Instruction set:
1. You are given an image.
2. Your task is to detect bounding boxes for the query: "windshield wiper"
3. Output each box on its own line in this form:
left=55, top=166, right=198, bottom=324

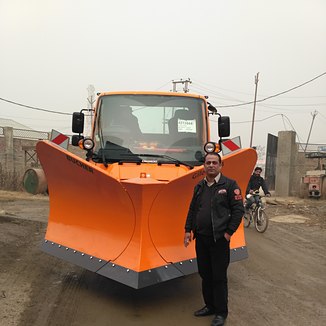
left=136, top=154, right=194, bottom=169
left=93, top=141, right=143, bottom=164
left=93, top=144, right=194, bottom=169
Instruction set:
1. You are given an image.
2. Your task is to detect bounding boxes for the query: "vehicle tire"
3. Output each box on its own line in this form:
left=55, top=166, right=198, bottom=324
left=243, top=211, right=251, bottom=228
left=255, top=208, right=268, bottom=233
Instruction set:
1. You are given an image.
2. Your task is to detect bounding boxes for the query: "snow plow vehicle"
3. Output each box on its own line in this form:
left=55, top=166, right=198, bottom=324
left=37, top=91, right=257, bottom=289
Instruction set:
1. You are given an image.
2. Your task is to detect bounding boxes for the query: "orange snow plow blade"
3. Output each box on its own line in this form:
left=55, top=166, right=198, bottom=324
left=37, top=140, right=256, bottom=289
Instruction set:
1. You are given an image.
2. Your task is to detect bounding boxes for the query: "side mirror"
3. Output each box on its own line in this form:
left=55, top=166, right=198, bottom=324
left=218, top=116, right=230, bottom=138
left=72, top=112, right=85, bottom=133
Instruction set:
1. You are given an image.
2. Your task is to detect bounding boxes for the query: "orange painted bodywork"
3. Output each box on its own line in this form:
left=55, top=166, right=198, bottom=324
left=37, top=141, right=257, bottom=273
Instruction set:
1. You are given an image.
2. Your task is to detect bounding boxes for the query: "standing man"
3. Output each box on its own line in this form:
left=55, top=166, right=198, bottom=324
left=184, top=152, right=244, bottom=326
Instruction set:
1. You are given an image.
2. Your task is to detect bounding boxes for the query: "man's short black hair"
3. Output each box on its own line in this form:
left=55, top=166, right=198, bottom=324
left=254, top=166, right=262, bottom=172
left=204, top=152, right=222, bottom=164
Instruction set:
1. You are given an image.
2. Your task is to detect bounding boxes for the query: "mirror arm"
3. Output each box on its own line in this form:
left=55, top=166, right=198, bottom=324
left=207, top=102, right=218, bottom=115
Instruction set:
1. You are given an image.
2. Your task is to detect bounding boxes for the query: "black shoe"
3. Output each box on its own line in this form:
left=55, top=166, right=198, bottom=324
left=211, top=315, right=226, bottom=326
left=194, top=306, right=215, bottom=317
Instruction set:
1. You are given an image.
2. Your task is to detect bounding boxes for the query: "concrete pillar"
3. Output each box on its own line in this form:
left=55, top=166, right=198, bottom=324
left=275, top=130, right=297, bottom=196
left=4, top=127, right=14, bottom=172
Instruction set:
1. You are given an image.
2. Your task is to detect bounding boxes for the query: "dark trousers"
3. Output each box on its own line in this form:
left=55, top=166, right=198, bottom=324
left=195, top=234, right=230, bottom=317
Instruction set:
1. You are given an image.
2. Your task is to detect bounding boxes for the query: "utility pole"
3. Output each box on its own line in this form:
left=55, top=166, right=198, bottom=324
left=249, top=72, right=259, bottom=148
left=172, top=78, right=192, bottom=93
left=304, top=110, right=318, bottom=152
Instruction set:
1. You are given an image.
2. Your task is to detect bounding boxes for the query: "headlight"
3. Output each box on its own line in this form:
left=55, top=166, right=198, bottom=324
left=82, top=138, right=95, bottom=150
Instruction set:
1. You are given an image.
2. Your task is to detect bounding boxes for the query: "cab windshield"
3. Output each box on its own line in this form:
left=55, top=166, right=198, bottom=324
left=94, top=94, right=207, bottom=166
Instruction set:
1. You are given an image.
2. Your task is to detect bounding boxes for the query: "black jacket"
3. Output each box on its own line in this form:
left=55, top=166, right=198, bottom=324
left=246, top=175, right=270, bottom=195
left=185, top=174, right=244, bottom=241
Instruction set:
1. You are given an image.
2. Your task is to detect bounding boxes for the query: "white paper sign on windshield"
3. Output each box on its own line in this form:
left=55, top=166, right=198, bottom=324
left=177, top=119, right=196, bottom=133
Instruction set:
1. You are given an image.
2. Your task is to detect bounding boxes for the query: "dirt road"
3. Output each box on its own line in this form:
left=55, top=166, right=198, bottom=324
left=0, top=191, right=325, bottom=326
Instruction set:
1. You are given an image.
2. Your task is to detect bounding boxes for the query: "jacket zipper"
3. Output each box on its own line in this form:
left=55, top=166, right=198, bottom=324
left=211, top=189, right=217, bottom=242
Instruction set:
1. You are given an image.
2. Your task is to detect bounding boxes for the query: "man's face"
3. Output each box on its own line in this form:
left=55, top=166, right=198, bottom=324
left=254, top=169, right=262, bottom=176
left=204, top=154, right=222, bottom=178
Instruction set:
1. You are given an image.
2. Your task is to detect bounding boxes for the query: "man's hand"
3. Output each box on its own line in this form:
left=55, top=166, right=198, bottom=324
left=224, top=233, right=231, bottom=242
left=184, top=232, right=192, bottom=247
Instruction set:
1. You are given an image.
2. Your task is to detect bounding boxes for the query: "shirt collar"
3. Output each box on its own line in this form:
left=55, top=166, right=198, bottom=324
left=205, top=173, right=221, bottom=187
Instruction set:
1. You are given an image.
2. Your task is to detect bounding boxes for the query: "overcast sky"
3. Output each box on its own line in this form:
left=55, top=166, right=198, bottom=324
left=1, top=0, right=325, bottom=149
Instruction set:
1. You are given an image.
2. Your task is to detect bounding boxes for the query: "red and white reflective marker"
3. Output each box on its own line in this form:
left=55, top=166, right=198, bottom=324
left=221, top=136, right=241, bottom=155
left=50, top=129, right=69, bottom=150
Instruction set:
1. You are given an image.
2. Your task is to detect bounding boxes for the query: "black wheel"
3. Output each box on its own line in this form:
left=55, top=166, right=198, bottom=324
left=243, top=211, right=251, bottom=228
left=255, top=208, right=268, bottom=233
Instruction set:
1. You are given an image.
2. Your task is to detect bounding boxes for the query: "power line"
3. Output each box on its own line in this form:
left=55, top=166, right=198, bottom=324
left=0, top=97, right=72, bottom=115
left=211, top=112, right=306, bottom=147
left=192, top=79, right=254, bottom=96
left=277, top=95, right=326, bottom=99
left=259, top=102, right=326, bottom=107
left=258, top=103, right=323, bottom=114
left=193, top=85, right=326, bottom=107
left=190, top=84, right=247, bottom=103
left=155, top=81, right=172, bottom=91
left=215, top=71, right=326, bottom=108
left=281, top=115, right=287, bottom=130
left=1, top=71, right=325, bottom=115
left=227, top=113, right=284, bottom=124
left=193, top=78, right=326, bottom=99
left=211, top=109, right=324, bottom=146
